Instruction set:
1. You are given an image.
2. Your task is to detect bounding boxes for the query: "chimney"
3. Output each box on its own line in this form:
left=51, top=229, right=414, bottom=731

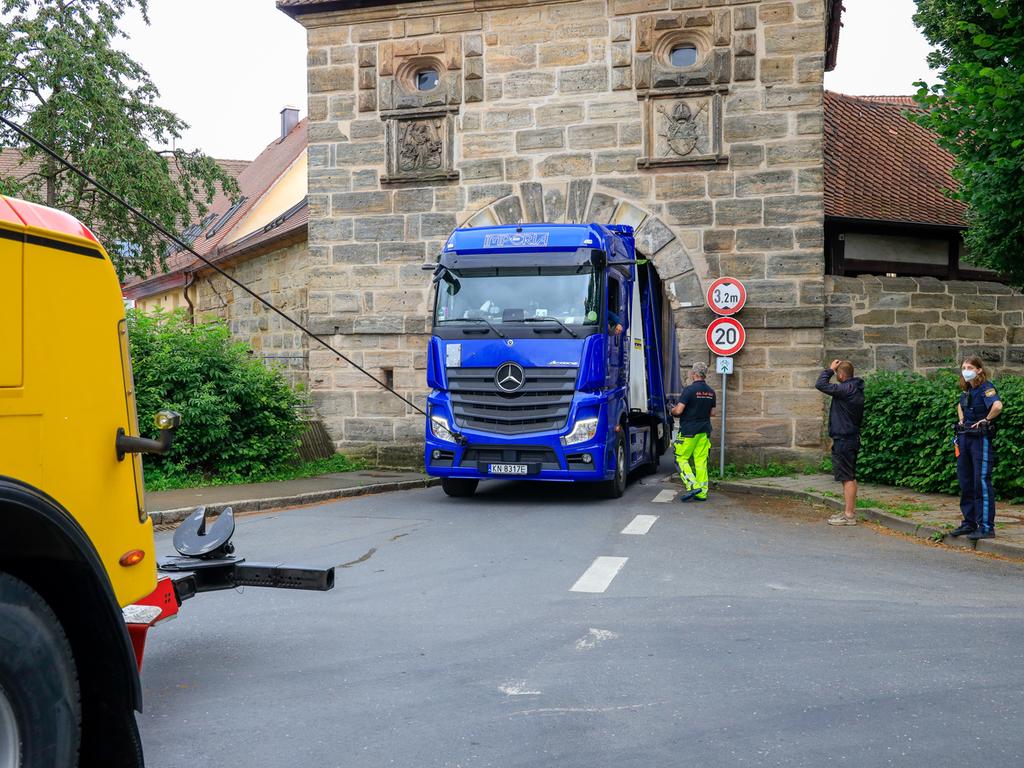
left=280, top=106, right=299, bottom=141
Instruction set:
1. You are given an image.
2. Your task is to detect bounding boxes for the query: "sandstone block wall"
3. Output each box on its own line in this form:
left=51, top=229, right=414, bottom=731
left=826, top=275, right=1024, bottom=376
left=295, top=0, right=831, bottom=464
left=191, top=240, right=313, bottom=389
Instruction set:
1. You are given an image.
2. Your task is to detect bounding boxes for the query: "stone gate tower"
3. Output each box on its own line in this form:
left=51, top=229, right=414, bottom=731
left=278, top=0, right=842, bottom=466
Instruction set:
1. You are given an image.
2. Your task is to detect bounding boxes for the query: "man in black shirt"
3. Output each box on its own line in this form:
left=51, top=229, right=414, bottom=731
left=815, top=359, right=865, bottom=525
left=672, top=362, right=717, bottom=502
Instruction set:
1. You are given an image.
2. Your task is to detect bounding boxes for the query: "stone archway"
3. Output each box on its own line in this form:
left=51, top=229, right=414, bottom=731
left=458, top=181, right=707, bottom=317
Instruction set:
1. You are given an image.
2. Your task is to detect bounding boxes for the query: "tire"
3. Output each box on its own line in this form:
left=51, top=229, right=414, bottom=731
left=441, top=478, right=479, bottom=497
left=0, top=572, right=81, bottom=768
left=600, top=432, right=627, bottom=499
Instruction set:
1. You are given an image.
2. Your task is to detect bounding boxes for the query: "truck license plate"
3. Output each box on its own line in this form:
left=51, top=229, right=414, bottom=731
left=488, top=463, right=528, bottom=475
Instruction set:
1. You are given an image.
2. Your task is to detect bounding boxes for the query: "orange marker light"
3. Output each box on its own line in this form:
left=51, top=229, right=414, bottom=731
left=119, top=549, right=146, bottom=567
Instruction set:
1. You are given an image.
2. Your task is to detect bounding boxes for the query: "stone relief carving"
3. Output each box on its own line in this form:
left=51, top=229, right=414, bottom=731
left=398, top=117, right=444, bottom=173
left=384, top=110, right=458, bottom=183
left=655, top=100, right=710, bottom=158
left=640, top=93, right=724, bottom=168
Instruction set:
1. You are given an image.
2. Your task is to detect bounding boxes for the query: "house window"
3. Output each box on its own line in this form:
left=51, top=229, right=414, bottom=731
left=416, top=69, right=439, bottom=91
left=669, top=44, right=698, bottom=68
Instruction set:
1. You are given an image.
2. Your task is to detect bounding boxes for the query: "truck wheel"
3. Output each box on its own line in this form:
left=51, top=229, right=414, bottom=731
left=601, top=433, right=627, bottom=499
left=441, top=478, right=479, bottom=497
left=0, top=572, right=81, bottom=768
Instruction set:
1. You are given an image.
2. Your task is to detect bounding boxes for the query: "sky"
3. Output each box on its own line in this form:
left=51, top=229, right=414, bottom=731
left=118, top=1, right=308, bottom=160
left=116, top=0, right=937, bottom=161
left=824, top=0, right=938, bottom=96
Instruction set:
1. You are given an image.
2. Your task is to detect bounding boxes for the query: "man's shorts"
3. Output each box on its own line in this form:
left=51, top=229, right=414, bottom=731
left=831, top=436, right=860, bottom=482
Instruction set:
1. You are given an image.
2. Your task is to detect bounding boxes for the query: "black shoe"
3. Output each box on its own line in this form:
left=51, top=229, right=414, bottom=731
left=949, top=523, right=977, bottom=537
left=967, top=529, right=995, bottom=541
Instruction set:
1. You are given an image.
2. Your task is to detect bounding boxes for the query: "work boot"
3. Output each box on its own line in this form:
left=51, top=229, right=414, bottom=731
left=949, top=522, right=976, bottom=537
left=967, top=529, right=995, bottom=541
left=678, top=489, right=700, bottom=502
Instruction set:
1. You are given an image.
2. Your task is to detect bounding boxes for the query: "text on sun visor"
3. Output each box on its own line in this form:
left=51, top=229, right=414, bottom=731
left=482, top=232, right=550, bottom=248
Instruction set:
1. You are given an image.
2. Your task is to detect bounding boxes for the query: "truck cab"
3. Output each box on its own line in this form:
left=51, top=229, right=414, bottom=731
left=0, top=195, right=156, bottom=765
left=424, top=223, right=676, bottom=498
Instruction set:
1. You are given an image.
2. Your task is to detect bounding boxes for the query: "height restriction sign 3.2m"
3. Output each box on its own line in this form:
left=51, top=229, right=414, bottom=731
left=706, top=277, right=746, bottom=316
left=706, top=316, right=746, bottom=356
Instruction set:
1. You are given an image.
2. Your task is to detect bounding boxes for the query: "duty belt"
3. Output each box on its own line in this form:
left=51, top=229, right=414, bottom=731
left=954, top=421, right=997, bottom=436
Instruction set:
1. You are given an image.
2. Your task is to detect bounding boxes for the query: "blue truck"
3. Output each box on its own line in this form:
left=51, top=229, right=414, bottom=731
left=424, top=223, right=679, bottom=498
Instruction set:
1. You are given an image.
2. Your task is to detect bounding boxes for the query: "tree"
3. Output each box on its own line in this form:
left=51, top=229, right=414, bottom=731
left=0, top=0, right=238, bottom=279
left=912, top=0, right=1024, bottom=286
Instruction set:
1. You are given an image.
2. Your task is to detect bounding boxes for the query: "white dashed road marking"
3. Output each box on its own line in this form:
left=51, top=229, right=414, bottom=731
left=570, top=556, right=628, bottom=593
left=652, top=490, right=676, bottom=503
left=621, top=515, right=658, bottom=535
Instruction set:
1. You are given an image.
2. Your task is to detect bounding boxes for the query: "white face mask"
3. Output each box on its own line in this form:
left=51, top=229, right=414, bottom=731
left=962, top=369, right=977, bottom=382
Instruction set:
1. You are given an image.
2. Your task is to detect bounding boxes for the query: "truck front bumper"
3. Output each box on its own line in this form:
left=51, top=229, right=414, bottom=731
left=425, top=432, right=612, bottom=482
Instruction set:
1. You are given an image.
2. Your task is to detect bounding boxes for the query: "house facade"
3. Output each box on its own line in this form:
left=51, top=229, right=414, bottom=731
left=821, top=92, right=1023, bottom=377
left=123, top=110, right=312, bottom=388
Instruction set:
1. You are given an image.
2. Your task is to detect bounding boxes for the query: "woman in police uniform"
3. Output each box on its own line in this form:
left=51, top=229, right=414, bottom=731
left=952, top=356, right=1003, bottom=540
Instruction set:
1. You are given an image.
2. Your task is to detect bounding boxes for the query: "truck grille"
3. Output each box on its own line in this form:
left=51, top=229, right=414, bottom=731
left=447, top=366, right=578, bottom=435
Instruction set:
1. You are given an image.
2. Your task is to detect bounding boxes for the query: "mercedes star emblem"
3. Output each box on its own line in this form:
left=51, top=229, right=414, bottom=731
left=495, top=362, right=526, bottom=393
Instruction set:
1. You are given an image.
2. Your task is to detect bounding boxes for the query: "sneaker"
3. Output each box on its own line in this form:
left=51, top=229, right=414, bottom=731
left=949, top=522, right=976, bottom=537
left=827, top=513, right=857, bottom=526
left=678, top=489, right=700, bottom=503
left=967, top=529, right=994, bottom=540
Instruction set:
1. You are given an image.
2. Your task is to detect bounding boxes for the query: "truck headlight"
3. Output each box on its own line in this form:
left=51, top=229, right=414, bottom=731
left=431, top=416, right=456, bottom=443
left=561, top=418, right=599, bottom=446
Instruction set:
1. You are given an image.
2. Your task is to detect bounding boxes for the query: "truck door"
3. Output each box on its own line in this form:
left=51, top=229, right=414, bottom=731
left=606, top=272, right=626, bottom=389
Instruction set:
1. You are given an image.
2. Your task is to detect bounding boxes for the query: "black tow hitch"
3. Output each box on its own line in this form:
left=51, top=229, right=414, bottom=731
left=158, top=506, right=335, bottom=602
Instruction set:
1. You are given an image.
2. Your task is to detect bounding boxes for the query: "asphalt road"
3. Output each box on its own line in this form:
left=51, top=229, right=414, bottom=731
left=139, top=459, right=1024, bottom=768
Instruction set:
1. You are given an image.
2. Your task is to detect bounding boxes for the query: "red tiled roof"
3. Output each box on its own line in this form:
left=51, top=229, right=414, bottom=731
left=123, top=119, right=308, bottom=297
left=213, top=200, right=308, bottom=263
left=824, top=91, right=966, bottom=228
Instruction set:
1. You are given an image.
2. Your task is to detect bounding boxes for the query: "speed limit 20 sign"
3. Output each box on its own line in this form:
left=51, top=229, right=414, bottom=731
left=706, top=316, right=746, bottom=356
left=706, top=277, right=746, bottom=316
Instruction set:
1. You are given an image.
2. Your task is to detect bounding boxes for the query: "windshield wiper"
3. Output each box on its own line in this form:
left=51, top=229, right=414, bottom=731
left=437, top=317, right=506, bottom=338
left=517, top=317, right=579, bottom=338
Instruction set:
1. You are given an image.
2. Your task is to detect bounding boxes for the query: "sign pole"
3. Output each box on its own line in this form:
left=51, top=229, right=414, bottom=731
left=720, top=371, right=727, bottom=478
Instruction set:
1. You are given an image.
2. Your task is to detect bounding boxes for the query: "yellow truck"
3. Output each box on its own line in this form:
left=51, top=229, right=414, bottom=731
left=0, top=196, right=333, bottom=768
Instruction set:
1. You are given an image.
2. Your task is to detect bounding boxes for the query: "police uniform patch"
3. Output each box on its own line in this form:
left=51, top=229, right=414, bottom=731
left=985, top=389, right=997, bottom=397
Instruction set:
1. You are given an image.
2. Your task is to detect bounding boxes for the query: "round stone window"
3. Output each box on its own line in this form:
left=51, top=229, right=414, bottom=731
left=415, top=69, right=439, bottom=91
left=669, top=44, right=698, bottom=68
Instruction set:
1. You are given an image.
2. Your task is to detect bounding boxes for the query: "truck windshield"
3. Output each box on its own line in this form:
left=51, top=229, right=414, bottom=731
left=434, top=265, right=601, bottom=327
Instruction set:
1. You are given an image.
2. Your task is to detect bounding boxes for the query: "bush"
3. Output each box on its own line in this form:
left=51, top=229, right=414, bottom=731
left=859, top=368, right=1023, bottom=502
left=127, top=309, right=304, bottom=485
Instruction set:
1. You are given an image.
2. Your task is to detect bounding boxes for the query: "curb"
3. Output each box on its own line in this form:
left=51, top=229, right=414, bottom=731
left=715, top=480, right=1024, bottom=562
left=148, top=477, right=441, bottom=526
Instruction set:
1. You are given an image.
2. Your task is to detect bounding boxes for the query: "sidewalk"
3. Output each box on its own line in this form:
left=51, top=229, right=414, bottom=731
left=716, top=473, right=1024, bottom=561
left=146, top=470, right=438, bottom=525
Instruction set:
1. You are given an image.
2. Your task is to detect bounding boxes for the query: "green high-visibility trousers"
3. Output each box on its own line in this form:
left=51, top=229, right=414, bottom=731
left=674, top=433, right=711, bottom=499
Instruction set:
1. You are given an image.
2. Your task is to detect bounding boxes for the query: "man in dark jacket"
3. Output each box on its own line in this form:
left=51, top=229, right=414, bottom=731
left=815, top=359, right=865, bottom=525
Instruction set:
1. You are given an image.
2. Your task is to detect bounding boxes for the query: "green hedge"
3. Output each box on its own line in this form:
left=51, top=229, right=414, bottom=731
left=127, top=309, right=304, bottom=485
left=859, top=369, right=1023, bottom=502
